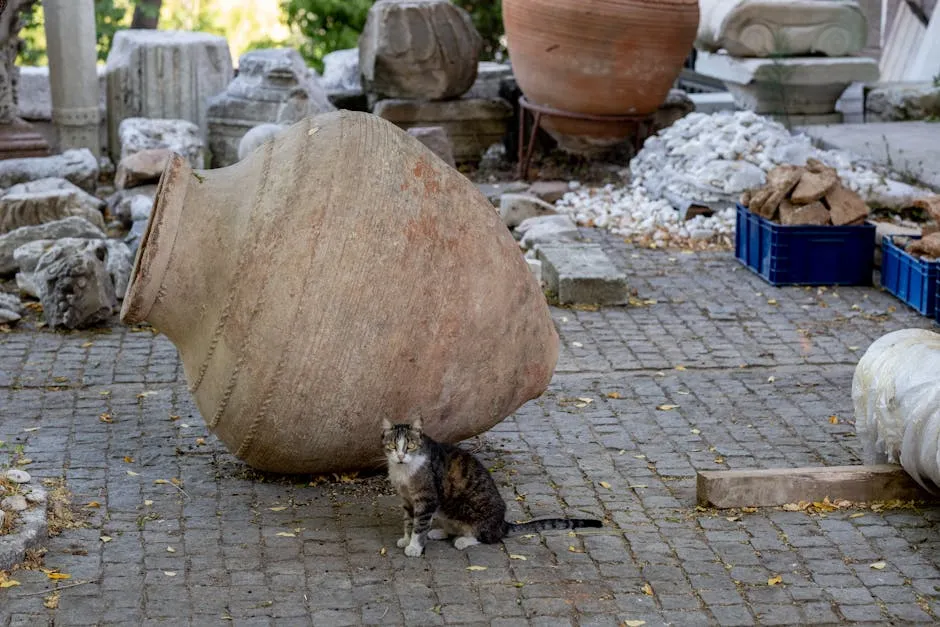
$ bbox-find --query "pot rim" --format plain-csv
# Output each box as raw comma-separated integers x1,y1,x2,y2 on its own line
119,153,192,325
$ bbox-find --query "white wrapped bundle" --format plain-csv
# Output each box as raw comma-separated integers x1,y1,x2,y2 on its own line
852,329,940,492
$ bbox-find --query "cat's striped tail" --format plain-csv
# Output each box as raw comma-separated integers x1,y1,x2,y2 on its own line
506,518,602,535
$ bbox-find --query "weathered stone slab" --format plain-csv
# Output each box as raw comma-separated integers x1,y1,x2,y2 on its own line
0,149,98,192
321,48,361,94
866,82,940,122
516,214,580,249
207,48,334,167
118,118,205,169
359,0,481,100
697,464,933,509
105,29,233,159
537,243,629,305
0,177,106,234
373,97,512,162
500,193,557,228
0,216,105,275
115,148,173,190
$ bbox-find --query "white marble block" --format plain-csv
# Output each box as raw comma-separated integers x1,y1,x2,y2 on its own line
105,30,234,159
695,51,879,124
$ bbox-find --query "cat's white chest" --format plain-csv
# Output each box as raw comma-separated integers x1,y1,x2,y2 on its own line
387,455,426,489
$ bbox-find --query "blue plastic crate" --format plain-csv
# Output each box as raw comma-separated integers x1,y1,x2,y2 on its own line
880,235,939,316
734,204,875,286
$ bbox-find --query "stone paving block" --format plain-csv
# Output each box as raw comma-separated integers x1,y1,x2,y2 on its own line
537,243,629,306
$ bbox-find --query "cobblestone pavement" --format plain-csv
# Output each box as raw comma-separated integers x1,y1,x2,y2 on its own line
2,232,939,626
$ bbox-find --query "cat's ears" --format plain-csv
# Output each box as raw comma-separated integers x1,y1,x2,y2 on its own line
381,418,393,431
411,417,423,431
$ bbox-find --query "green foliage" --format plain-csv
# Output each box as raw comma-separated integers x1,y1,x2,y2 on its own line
934,73,940,88
17,0,133,65
454,0,504,61
281,0,372,72
95,0,134,62
17,3,46,66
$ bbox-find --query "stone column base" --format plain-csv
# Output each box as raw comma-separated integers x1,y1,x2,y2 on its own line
695,51,879,120
0,118,51,159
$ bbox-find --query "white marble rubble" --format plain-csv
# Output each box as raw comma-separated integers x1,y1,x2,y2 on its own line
555,111,934,248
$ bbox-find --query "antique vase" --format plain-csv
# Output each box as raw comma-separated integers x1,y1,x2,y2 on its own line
503,0,700,153
120,111,559,474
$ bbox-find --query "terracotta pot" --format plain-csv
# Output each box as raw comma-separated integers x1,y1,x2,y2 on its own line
503,0,699,153
121,111,558,474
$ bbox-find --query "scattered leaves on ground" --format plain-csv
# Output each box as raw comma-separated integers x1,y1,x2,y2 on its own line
768,575,783,586
656,404,679,411
641,583,654,596
870,561,886,570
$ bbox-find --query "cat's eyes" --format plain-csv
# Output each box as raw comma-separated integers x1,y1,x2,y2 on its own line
385,443,396,450
406,443,417,451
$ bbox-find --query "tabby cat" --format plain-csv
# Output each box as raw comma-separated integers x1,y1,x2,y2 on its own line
382,419,602,557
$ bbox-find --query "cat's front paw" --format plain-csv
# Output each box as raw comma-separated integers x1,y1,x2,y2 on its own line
404,543,424,557
396,536,410,548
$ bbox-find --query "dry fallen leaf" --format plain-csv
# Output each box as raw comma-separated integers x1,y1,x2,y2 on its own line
767,299,778,305
269,506,287,512
674,365,687,371
153,479,169,485
166,546,176,553
466,565,487,571
742,507,758,513
767,376,776,383
164,571,177,577
767,575,782,586
623,621,646,627
870,562,886,570
849,512,865,519
379,547,387,556
0,579,20,588
144,500,153,506
690,428,701,435
276,532,296,537
126,470,139,477
726,516,741,522
195,438,206,446
571,342,584,348
509,554,527,561
46,572,71,581
656,404,680,411
85,501,101,508
714,456,725,464
567,546,583,553
606,392,622,399
100,536,112,543
829,416,840,424
123,456,134,463
99,413,113,423
598,481,612,489
43,592,60,609
641,583,653,596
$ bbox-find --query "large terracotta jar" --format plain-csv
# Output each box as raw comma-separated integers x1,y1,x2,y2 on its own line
503,0,700,153
120,111,559,474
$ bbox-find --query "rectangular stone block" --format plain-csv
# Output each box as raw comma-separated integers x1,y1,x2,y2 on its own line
537,244,628,306
697,464,932,509
372,97,512,162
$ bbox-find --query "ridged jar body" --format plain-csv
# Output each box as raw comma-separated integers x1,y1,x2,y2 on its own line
503,0,700,152
121,111,559,474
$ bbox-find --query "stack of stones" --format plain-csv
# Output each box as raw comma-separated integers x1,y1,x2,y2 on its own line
361,0,513,165
207,48,336,167
0,468,47,571
740,158,871,225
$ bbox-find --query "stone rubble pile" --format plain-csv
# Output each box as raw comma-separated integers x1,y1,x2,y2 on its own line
741,159,870,226
556,111,934,248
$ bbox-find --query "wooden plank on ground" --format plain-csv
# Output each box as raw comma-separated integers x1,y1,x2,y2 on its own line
697,464,934,509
